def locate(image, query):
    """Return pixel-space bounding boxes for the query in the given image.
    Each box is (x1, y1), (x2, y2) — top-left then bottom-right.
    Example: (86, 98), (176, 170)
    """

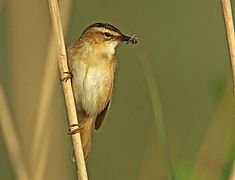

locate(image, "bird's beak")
(121, 34), (138, 44)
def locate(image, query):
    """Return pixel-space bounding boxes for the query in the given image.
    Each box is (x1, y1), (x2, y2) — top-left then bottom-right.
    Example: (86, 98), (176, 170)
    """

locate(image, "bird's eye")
(104, 32), (111, 38)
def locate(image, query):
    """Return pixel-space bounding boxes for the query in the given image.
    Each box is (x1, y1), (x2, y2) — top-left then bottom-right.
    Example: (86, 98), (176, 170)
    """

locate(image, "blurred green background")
(1, 0), (235, 179)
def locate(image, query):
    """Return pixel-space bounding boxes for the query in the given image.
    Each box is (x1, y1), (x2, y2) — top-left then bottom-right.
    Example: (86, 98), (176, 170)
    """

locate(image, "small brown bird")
(66, 23), (137, 160)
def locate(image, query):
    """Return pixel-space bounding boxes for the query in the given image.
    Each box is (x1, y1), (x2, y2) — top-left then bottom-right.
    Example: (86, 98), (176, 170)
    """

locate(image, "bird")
(65, 22), (137, 160)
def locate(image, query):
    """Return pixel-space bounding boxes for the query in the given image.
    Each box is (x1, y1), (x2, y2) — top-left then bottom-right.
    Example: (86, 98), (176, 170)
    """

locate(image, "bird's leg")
(61, 71), (73, 83)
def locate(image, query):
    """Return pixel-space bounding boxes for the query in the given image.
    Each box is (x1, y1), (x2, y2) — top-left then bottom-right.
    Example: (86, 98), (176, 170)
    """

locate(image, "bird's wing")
(95, 76), (115, 130)
(95, 100), (111, 130)
(95, 57), (116, 130)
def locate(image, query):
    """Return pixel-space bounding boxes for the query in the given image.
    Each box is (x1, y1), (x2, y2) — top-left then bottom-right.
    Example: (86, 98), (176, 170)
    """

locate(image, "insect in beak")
(121, 34), (138, 44)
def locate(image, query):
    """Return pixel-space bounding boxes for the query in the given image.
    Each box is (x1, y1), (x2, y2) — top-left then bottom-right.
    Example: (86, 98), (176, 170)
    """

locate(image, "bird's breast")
(71, 58), (116, 117)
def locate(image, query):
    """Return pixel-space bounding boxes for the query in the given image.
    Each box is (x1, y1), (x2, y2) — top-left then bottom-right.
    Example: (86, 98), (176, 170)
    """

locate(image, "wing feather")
(95, 100), (111, 130)
(95, 77), (115, 130)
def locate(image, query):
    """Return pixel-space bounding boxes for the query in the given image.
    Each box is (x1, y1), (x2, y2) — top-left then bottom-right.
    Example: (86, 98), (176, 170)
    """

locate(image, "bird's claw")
(61, 71), (73, 83)
(68, 123), (84, 135)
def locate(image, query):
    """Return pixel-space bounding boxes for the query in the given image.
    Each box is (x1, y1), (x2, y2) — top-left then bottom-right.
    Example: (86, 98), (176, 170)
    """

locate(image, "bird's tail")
(71, 116), (93, 162)
(80, 117), (93, 161)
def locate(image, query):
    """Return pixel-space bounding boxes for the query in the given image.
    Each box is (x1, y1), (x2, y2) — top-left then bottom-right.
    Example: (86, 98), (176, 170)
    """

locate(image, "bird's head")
(78, 23), (137, 56)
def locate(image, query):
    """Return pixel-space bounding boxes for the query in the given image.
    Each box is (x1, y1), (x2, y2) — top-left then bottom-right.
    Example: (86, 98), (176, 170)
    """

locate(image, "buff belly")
(71, 61), (113, 117)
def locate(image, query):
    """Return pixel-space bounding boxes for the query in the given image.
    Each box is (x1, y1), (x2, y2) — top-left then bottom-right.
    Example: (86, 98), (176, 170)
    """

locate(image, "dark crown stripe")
(83, 23), (122, 35)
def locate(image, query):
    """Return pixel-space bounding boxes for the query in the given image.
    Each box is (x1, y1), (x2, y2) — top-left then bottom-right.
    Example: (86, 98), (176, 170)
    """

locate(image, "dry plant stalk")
(0, 86), (30, 180)
(230, 162), (235, 180)
(31, 1), (73, 179)
(47, 0), (88, 179)
(221, 1), (235, 178)
(221, 0), (235, 93)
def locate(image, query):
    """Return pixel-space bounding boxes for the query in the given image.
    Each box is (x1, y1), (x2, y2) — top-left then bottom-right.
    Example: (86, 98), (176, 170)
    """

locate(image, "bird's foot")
(68, 123), (84, 135)
(61, 71), (73, 83)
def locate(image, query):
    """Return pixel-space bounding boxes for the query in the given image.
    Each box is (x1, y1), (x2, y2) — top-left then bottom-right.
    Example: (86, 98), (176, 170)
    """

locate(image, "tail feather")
(71, 117), (93, 162)
(80, 117), (93, 161)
